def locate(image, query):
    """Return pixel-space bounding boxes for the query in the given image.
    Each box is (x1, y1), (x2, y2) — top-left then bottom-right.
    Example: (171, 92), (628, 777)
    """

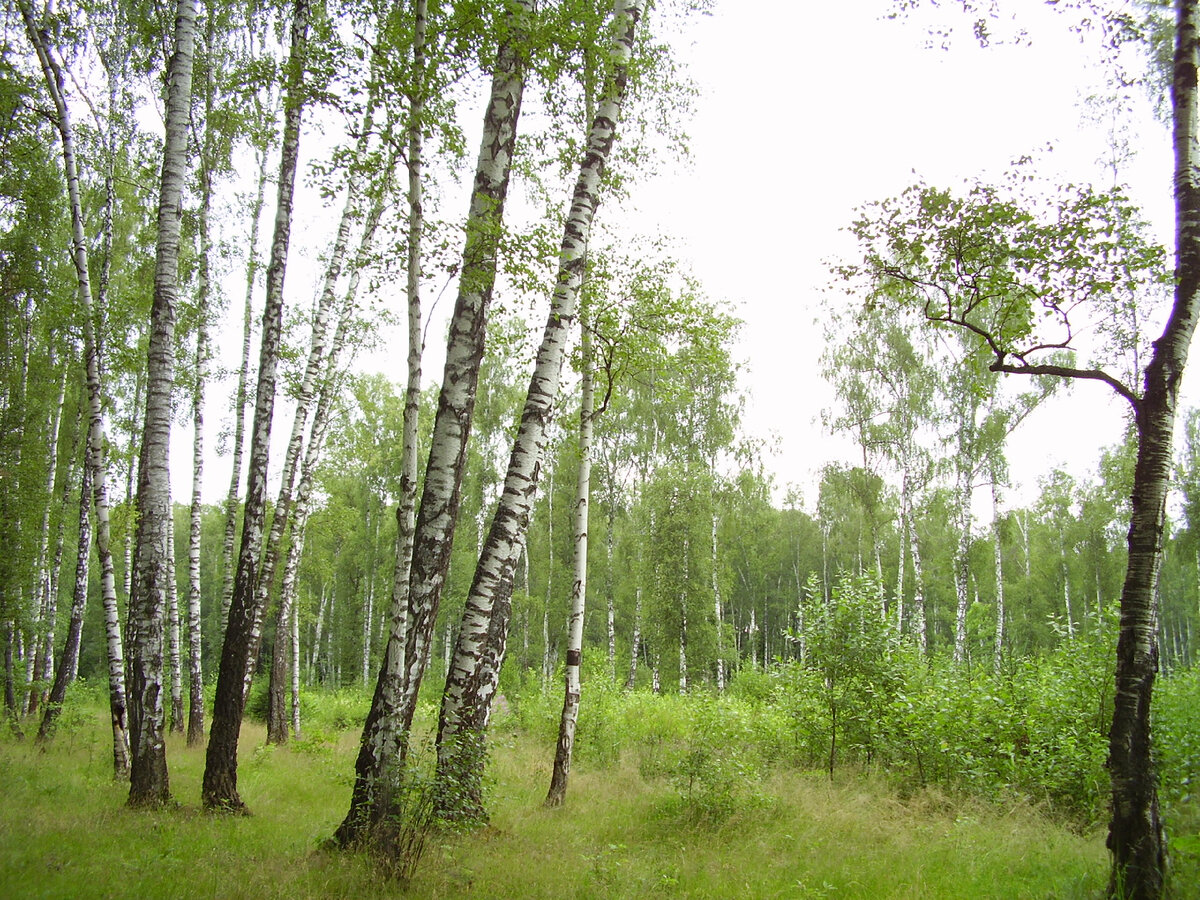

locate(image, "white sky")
(630, 0), (1178, 508)
(189, 0), (1183, 514)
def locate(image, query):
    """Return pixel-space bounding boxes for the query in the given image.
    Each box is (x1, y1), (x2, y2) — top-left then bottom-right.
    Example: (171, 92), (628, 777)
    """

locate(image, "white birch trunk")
(18, 0), (131, 779)
(127, 0), (197, 807)
(991, 473), (1005, 672)
(335, 0), (530, 843)
(392, 0), (427, 648)
(909, 514), (928, 655)
(167, 513), (184, 734)
(435, 1), (645, 822)
(712, 507), (724, 692)
(546, 325), (594, 806)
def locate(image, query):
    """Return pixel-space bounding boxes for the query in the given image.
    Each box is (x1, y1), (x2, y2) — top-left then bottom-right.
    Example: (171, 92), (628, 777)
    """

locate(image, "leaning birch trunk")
(435, 0), (643, 821)
(545, 325), (594, 807)
(19, 1), (130, 779)
(203, 0), (308, 811)
(126, 0), (197, 808)
(332, 2), (529, 845)
(36, 449), (92, 742)
(1104, 3), (1200, 894)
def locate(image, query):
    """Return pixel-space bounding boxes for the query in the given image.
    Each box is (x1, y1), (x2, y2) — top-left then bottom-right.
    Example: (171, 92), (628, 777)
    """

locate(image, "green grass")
(0, 697), (1125, 899)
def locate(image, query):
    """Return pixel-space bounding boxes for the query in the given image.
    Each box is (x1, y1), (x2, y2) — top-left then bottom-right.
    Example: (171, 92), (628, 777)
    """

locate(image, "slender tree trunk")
(246, 138), (368, 711)
(434, 0), (644, 822)
(333, 2), (529, 844)
(910, 513), (927, 655)
(204, 0), (309, 811)
(953, 443), (972, 665)
(392, 0), (427, 659)
(19, 0), (131, 779)
(187, 20), (218, 745)
(167, 514), (184, 734)
(546, 326), (594, 807)
(27, 365), (67, 716)
(221, 147), (269, 628)
(712, 506), (724, 692)
(606, 491), (616, 680)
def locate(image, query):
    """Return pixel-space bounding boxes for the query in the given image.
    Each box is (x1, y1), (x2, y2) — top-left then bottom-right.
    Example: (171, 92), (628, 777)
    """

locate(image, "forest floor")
(0, 697), (1148, 900)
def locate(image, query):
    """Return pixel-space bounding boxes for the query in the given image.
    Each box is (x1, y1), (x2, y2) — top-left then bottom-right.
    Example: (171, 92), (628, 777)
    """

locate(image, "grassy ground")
(0, 701), (1121, 899)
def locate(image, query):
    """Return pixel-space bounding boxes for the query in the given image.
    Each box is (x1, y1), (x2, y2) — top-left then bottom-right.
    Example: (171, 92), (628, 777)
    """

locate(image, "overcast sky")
(191, 0), (1181, 512)
(632, 0), (1178, 506)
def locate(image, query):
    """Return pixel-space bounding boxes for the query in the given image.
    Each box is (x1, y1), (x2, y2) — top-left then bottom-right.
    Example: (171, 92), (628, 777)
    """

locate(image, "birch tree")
(204, 0), (310, 812)
(124, 0), (198, 807)
(333, 0), (532, 845)
(16, 0), (131, 779)
(434, 0), (645, 822)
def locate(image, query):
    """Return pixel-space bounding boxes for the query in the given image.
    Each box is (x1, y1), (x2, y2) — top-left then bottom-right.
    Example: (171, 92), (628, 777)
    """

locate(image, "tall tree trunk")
(546, 325), (594, 807)
(27, 364), (67, 716)
(434, 0), (644, 822)
(19, 0), (131, 779)
(910, 513), (927, 655)
(953, 436), (972, 665)
(991, 474), (1005, 672)
(333, 1), (529, 844)
(392, 0), (427, 659)
(187, 13), (219, 746)
(126, 0), (197, 807)
(203, 0), (309, 811)
(606, 489), (616, 680)
(1104, 2), (1200, 894)
(712, 505), (724, 691)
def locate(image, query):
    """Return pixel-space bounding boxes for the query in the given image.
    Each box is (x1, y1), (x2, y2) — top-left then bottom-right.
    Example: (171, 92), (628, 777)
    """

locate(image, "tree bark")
(546, 325), (594, 807)
(126, 0), (197, 807)
(1104, 3), (1200, 895)
(204, 0), (309, 811)
(333, 0), (529, 844)
(435, 0), (644, 821)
